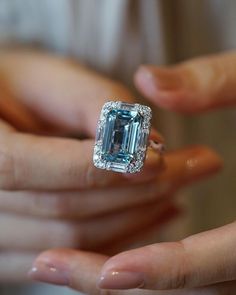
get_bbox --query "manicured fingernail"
[135,65,183,94]
[98,270,144,290]
[185,147,223,177]
[165,146,223,185]
[28,259,70,286]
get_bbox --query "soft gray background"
[0,0,235,294]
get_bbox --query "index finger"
[0,130,162,191]
[134,52,236,113]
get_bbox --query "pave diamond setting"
[93,101,152,173]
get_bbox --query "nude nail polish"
[28,260,70,286]
[98,270,144,290]
[136,66,183,91]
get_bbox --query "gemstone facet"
[93,101,152,173]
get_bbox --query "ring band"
[93,101,152,173]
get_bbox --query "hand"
[0,49,220,283]
[134,51,236,113]
[29,222,236,295]
[63,51,236,294]
[133,51,236,291]
[28,52,236,294]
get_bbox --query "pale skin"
[29,52,236,294]
[0,49,221,283]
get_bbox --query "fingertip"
[28,249,73,286]
[135,65,183,90]
[199,145,224,173]
[134,65,199,113]
[135,66,178,107]
[29,248,109,295]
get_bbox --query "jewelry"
[93,101,152,173]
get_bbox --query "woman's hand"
[0,49,221,283]
[134,51,236,113]
[28,51,236,294]
[29,222,236,295]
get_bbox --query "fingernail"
[164,146,223,185]
[98,270,144,290]
[185,146,223,178]
[135,65,183,95]
[28,259,70,286]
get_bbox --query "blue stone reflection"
[102,109,143,165]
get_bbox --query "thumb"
[98,222,236,290]
[134,51,236,113]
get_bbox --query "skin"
[30,51,236,294]
[0,49,221,283]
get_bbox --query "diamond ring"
[93,101,153,173]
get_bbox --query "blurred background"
[0,0,235,294]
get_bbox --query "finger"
[0,131,162,191]
[30,249,236,295]
[157,145,223,186]
[191,281,236,295]
[0,201,173,251]
[134,51,236,113]
[0,145,221,216]
[0,181,169,219]
[0,83,44,133]
[0,50,163,139]
[97,222,236,290]
[0,251,38,283]
[29,249,110,293]
[28,249,164,294]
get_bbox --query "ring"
[93,101,152,173]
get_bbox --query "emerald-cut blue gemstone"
[94,101,152,173]
[101,108,143,172]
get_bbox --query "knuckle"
[171,267,187,289]
[148,242,190,290]
[170,241,190,289]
